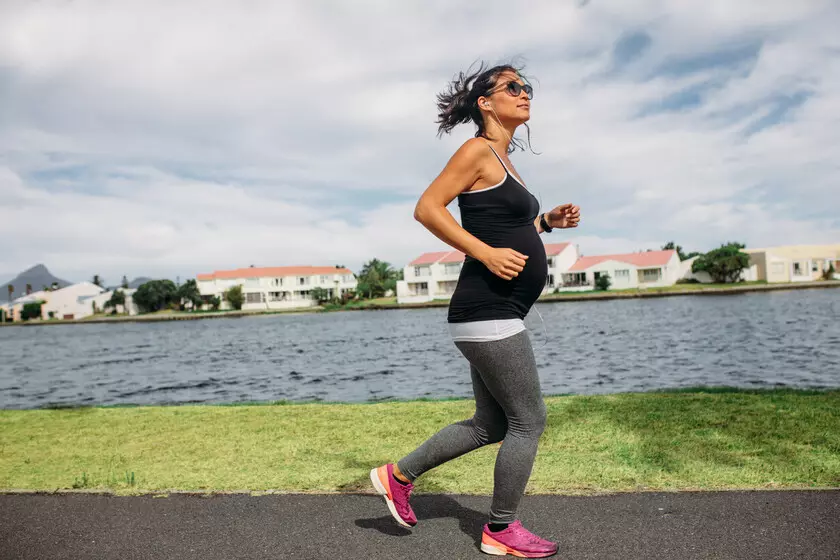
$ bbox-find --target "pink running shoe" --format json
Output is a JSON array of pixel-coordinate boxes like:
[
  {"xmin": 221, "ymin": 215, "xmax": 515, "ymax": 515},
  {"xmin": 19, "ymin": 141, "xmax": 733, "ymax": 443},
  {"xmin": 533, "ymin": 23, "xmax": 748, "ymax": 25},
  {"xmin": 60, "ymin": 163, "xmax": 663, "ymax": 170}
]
[
  {"xmin": 480, "ymin": 520, "xmax": 558, "ymax": 558},
  {"xmin": 369, "ymin": 463, "xmax": 417, "ymax": 528}
]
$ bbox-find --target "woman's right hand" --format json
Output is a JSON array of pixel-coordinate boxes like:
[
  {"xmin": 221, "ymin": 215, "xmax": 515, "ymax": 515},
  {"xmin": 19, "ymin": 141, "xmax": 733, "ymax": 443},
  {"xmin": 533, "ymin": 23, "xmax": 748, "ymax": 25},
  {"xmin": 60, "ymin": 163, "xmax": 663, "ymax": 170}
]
[{"xmin": 480, "ymin": 248, "xmax": 529, "ymax": 280}]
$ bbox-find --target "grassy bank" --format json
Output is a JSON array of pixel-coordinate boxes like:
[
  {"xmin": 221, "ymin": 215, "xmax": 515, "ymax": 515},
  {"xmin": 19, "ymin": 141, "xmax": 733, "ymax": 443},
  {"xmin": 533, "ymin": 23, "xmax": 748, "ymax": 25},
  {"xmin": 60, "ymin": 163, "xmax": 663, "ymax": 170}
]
[{"xmin": 1, "ymin": 388, "xmax": 838, "ymax": 496}]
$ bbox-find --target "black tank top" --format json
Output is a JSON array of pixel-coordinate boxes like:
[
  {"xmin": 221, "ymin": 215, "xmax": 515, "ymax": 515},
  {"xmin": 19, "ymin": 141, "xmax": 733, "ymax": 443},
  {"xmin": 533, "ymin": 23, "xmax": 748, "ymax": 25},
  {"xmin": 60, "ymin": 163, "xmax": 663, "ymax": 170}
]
[{"xmin": 447, "ymin": 145, "xmax": 547, "ymax": 323}]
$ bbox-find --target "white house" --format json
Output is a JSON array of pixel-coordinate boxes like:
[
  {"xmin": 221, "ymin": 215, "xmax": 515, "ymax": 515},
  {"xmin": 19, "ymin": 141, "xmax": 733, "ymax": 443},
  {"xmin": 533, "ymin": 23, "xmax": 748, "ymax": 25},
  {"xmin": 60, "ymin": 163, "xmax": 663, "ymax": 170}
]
[
  {"xmin": 78, "ymin": 288, "xmax": 139, "ymax": 317},
  {"xmin": 40, "ymin": 282, "xmax": 107, "ymax": 320},
  {"xmin": 397, "ymin": 243, "xmax": 576, "ymax": 304},
  {"xmin": 679, "ymin": 244, "xmax": 840, "ymax": 284},
  {"xmin": 562, "ymin": 250, "xmax": 682, "ymax": 290},
  {"xmin": 744, "ymin": 244, "xmax": 840, "ymax": 283},
  {"xmin": 1, "ymin": 290, "xmax": 50, "ymax": 322},
  {"xmin": 196, "ymin": 265, "xmax": 357, "ymax": 310}
]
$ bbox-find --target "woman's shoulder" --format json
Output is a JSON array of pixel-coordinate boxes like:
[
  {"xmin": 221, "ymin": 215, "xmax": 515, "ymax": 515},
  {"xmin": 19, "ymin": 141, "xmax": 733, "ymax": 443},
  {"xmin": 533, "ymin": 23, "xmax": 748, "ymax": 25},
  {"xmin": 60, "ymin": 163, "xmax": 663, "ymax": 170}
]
[{"xmin": 450, "ymin": 137, "xmax": 492, "ymax": 166}]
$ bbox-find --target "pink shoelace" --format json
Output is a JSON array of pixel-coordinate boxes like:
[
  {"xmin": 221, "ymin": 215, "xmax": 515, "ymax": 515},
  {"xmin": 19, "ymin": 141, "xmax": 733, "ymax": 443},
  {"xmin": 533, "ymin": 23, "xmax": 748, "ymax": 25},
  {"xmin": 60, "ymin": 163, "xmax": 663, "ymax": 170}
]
[{"xmin": 393, "ymin": 481, "xmax": 414, "ymax": 516}]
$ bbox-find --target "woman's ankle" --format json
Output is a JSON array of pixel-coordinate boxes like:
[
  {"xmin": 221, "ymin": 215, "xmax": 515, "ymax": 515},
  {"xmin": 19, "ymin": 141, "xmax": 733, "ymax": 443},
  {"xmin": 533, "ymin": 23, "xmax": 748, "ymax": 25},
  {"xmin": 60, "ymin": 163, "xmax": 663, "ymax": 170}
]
[{"xmin": 392, "ymin": 464, "xmax": 411, "ymax": 483}]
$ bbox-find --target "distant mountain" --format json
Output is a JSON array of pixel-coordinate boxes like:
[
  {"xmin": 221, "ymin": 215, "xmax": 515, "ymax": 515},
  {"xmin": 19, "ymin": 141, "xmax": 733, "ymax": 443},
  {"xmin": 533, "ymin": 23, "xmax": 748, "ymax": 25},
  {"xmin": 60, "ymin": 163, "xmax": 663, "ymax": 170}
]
[
  {"xmin": 128, "ymin": 277, "xmax": 153, "ymax": 289},
  {"xmin": 2, "ymin": 264, "xmax": 71, "ymax": 301},
  {"xmin": 106, "ymin": 277, "xmax": 155, "ymax": 291}
]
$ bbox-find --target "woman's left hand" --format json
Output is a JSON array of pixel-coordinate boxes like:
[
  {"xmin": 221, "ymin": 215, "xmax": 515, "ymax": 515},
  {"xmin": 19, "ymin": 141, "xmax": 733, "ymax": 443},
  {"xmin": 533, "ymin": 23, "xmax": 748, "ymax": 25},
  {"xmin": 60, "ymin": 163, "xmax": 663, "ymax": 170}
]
[{"xmin": 548, "ymin": 203, "xmax": 581, "ymax": 229}]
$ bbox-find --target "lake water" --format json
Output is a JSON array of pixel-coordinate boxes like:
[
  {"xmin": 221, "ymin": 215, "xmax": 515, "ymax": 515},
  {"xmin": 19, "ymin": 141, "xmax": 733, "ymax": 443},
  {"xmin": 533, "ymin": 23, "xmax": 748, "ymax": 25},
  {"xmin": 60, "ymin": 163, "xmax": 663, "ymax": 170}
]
[{"xmin": 1, "ymin": 289, "xmax": 838, "ymax": 409}]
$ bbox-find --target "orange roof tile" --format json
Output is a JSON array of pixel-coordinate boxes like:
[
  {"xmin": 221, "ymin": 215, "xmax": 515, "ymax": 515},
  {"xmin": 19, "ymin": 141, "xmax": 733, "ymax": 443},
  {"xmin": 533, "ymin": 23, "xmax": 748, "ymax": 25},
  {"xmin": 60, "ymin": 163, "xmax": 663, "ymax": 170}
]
[
  {"xmin": 568, "ymin": 250, "xmax": 677, "ymax": 272},
  {"xmin": 197, "ymin": 266, "xmax": 354, "ymax": 281},
  {"xmin": 409, "ymin": 252, "xmax": 451, "ymax": 266},
  {"xmin": 440, "ymin": 251, "xmax": 466, "ymax": 263},
  {"xmin": 544, "ymin": 242, "xmax": 571, "ymax": 255}
]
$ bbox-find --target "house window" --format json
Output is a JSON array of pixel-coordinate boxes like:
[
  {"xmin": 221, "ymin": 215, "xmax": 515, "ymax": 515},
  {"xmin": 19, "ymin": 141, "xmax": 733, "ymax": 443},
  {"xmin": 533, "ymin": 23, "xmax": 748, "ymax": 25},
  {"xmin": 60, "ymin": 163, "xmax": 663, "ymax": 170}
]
[
  {"xmin": 444, "ymin": 263, "xmax": 461, "ymax": 275},
  {"xmin": 414, "ymin": 266, "xmax": 430, "ymax": 277},
  {"xmin": 298, "ymin": 277, "xmax": 308, "ymax": 285},
  {"xmin": 812, "ymin": 261, "xmax": 819, "ymax": 272},
  {"xmin": 245, "ymin": 292, "xmax": 264, "ymax": 303},
  {"xmin": 793, "ymin": 262, "xmax": 803, "ymax": 275},
  {"xmin": 272, "ymin": 278, "xmax": 282, "ymax": 287},
  {"xmin": 320, "ymin": 275, "xmax": 330, "ymax": 283},
  {"xmin": 547, "ymin": 257, "xmax": 554, "ymax": 267},
  {"xmin": 640, "ymin": 269, "xmax": 662, "ymax": 282},
  {"xmin": 411, "ymin": 282, "xmax": 429, "ymax": 295},
  {"xmin": 615, "ymin": 269, "xmax": 630, "ymax": 279}
]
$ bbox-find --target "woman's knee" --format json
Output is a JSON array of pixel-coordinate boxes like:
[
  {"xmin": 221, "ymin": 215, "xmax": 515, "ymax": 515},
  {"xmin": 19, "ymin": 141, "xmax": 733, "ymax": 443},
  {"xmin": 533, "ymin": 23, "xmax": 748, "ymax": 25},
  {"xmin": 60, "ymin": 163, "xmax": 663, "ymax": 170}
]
[
  {"xmin": 468, "ymin": 417, "xmax": 507, "ymax": 445},
  {"xmin": 509, "ymin": 403, "xmax": 546, "ymax": 438}
]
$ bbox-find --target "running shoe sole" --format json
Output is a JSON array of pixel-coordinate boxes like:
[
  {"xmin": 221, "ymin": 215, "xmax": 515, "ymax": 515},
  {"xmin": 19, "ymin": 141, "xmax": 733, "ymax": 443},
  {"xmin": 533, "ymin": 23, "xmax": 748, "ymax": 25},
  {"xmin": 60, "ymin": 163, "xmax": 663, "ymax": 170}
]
[{"xmin": 480, "ymin": 533, "xmax": 558, "ymax": 557}]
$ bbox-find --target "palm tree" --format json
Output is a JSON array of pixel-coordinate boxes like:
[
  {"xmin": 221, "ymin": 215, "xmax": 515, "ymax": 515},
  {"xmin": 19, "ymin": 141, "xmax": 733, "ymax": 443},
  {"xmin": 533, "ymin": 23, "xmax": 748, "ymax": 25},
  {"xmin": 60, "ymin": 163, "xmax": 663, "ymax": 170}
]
[
  {"xmin": 358, "ymin": 258, "xmax": 397, "ymax": 299},
  {"xmin": 92, "ymin": 275, "xmax": 103, "ymax": 287},
  {"xmin": 26, "ymin": 283, "xmax": 32, "ymax": 295},
  {"xmin": 7, "ymin": 284, "xmax": 13, "ymax": 302}
]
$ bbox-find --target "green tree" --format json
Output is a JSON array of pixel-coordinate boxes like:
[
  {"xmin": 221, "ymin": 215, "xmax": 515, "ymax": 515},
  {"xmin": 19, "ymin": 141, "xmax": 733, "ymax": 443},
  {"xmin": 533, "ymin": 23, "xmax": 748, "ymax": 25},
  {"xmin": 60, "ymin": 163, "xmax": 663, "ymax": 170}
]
[
  {"xmin": 691, "ymin": 242, "xmax": 750, "ymax": 283},
  {"xmin": 21, "ymin": 301, "xmax": 43, "ymax": 320},
  {"xmin": 177, "ymin": 279, "xmax": 203, "ymax": 310},
  {"xmin": 595, "ymin": 273, "xmax": 612, "ymax": 291},
  {"xmin": 823, "ymin": 262, "xmax": 836, "ymax": 281},
  {"xmin": 6, "ymin": 284, "xmax": 12, "ymax": 302},
  {"xmin": 224, "ymin": 285, "xmax": 244, "ymax": 310},
  {"xmin": 209, "ymin": 296, "xmax": 221, "ymax": 311},
  {"xmin": 121, "ymin": 275, "xmax": 129, "ymax": 289},
  {"xmin": 310, "ymin": 287, "xmax": 332, "ymax": 304},
  {"xmin": 662, "ymin": 241, "xmax": 701, "ymax": 261},
  {"xmin": 356, "ymin": 259, "xmax": 396, "ymax": 299},
  {"xmin": 133, "ymin": 280, "xmax": 179, "ymax": 313},
  {"xmin": 25, "ymin": 283, "xmax": 32, "ymax": 295},
  {"xmin": 92, "ymin": 275, "xmax": 103, "ymax": 287},
  {"xmin": 50, "ymin": 282, "xmax": 59, "ymax": 291},
  {"xmin": 106, "ymin": 290, "xmax": 126, "ymax": 313}
]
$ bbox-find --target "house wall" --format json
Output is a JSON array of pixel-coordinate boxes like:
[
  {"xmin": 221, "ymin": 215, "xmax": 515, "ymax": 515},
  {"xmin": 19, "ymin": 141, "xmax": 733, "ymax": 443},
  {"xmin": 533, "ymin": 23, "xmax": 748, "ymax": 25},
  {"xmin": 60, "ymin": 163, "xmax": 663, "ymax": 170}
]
[
  {"xmin": 546, "ymin": 245, "xmax": 580, "ymax": 289},
  {"xmin": 399, "ymin": 261, "xmax": 464, "ymax": 303},
  {"xmin": 40, "ymin": 283, "xmax": 105, "ymax": 320},
  {"xmin": 585, "ymin": 253, "xmax": 682, "ymax": 289},
  {"xmin": 198, "ymin": 272, "xmax": 357, "ymax": 310},
  {"xmin": 76, "ymin": 289, "xmax": 139, "ymax": 318}
]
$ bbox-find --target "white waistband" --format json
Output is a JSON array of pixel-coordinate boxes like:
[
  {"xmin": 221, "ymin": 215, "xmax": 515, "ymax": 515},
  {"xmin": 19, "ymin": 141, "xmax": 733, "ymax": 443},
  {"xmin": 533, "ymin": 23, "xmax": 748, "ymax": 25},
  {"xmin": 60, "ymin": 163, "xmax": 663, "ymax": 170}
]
[{"xmin": 448, "ymin": 319, "xmax": 526, "ymax": 342}]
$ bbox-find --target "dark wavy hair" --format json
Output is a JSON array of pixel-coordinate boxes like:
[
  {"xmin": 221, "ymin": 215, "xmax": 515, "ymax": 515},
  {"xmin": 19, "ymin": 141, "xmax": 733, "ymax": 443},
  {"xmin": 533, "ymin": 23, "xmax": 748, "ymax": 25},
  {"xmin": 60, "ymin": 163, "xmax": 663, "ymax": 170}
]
[{"xmin": 436, "ymin": 61, "xmax": 536, "ymax": 154}]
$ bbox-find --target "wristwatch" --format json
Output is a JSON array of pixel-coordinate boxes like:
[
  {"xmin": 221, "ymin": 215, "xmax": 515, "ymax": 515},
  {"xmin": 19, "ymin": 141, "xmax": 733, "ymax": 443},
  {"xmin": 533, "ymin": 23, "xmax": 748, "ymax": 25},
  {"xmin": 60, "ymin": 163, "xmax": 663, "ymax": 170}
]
[{"xmin": 539, "ymin": 213, "xmax": 553, "ymax": 233}]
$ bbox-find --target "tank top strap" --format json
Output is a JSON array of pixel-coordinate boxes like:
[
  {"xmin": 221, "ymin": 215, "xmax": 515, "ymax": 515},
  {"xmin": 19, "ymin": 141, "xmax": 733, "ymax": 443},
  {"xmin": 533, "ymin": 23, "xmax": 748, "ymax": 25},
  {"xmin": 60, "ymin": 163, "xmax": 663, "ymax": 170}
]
[{"xmin": 485, "ymin": 142, "xmax": 511, "ymax": 177}]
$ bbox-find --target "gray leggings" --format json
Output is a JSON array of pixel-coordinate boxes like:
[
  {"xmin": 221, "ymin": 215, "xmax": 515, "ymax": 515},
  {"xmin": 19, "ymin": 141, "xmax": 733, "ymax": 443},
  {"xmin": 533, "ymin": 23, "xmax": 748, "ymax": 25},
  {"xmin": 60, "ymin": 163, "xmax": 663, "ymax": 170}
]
[{"xmin": 396, "ymin": 330, "xmax": 547, "ymax": 524}]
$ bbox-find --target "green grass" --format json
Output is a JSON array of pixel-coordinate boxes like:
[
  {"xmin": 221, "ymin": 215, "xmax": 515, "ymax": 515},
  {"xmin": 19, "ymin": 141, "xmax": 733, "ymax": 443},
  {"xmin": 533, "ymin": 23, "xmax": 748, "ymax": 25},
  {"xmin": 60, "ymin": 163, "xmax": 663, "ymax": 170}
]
[{"xmin": 1, "ymin": 388, "xmax": 838, "ymax": 495}]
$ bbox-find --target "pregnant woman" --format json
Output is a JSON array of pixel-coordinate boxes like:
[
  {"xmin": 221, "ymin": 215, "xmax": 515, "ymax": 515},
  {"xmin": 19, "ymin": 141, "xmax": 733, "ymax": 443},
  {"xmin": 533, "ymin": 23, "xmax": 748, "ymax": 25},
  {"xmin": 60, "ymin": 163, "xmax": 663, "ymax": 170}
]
[{"xmin": 370, "ymin": 62, "xmax": 580, "ymax": 558}]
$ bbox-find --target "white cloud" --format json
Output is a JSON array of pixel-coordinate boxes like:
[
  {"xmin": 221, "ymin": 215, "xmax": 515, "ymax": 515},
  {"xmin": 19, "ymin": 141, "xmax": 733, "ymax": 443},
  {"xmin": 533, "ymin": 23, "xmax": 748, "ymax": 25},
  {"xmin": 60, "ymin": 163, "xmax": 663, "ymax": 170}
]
[{"xmin": 0, "ymin": 0, "xmax": 838, "ymax": 281}]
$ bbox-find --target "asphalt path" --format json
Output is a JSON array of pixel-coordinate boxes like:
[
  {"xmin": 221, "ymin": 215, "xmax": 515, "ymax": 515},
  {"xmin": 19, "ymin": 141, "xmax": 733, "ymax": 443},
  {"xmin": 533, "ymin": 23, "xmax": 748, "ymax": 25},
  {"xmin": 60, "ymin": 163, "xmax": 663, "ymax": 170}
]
[{"xmin": 1, "ymin": 490, "xmax": 838, "ymax": 559}]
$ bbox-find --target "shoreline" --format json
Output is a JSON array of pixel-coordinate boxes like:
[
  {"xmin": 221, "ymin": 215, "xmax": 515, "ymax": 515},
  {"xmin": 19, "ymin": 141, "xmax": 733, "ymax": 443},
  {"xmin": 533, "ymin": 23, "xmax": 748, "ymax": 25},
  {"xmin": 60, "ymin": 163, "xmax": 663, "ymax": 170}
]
[{"xmin": 2, "ymin": 280, "xmax": 837, "ymax": 327}]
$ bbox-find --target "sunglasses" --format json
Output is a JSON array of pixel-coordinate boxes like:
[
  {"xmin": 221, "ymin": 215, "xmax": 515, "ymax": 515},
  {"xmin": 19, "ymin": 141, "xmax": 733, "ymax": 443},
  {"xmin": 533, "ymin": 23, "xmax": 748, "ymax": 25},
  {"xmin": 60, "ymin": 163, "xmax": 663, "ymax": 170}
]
[{"xmin": 494, "ymin": 81, "xmax": 534, "ymax": 100}]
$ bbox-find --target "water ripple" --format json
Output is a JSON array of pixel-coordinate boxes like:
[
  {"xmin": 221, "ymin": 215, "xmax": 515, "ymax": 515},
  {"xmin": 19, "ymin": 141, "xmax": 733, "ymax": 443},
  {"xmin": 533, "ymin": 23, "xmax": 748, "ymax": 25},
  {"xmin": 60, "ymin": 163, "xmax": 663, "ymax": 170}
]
[{"xmin": 0, "ymin": 290, "xmax": 838, "ymax": 409}]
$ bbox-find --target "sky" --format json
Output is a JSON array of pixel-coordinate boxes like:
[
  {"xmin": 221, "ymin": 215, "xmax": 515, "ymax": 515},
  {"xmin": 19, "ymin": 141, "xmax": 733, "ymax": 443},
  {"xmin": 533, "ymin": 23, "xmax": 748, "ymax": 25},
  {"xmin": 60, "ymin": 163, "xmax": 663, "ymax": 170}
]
[{"xmin": 1, "ymin": 0, "xmax": 838, "ymax": 284}]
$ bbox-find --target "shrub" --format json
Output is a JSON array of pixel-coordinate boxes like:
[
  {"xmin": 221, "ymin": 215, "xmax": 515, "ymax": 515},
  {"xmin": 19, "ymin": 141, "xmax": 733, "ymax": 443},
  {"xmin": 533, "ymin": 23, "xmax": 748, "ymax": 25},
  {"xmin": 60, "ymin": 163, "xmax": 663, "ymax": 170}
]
[
  {"xmin": 224, "ymin": 285, "xmax": 244, "ymax": 310},
  {"xmin": 21, "ymin": 301, "xmax": 43, "ymax": 321},
  {"xmin": 595, "ymin": 273, "xmax": 612, "ymax": 291}
]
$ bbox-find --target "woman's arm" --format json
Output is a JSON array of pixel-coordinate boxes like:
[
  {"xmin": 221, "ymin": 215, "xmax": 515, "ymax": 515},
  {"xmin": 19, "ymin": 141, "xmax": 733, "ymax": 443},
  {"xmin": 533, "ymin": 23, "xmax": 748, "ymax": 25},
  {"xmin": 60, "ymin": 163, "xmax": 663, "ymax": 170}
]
[
  {"xmin": 414, "ymin": 138, "xmax": 495, "ymax": 261},
  {"xmin": 414, "ymin": 138, "xmax": 528, "ymax": 280}
]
